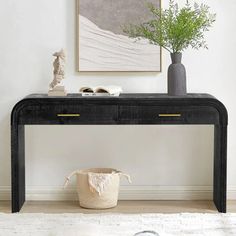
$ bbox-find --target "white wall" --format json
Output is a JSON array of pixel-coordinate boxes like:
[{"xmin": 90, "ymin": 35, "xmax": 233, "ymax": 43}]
[{"xmin": 0, "ymin": 0, "xmax": 236, "ymax": 200}]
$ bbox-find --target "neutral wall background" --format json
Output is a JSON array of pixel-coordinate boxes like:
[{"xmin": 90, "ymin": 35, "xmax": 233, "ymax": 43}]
[{"xmin": 0, "ymin": 0, "xmax": 235, "ymax": 200}]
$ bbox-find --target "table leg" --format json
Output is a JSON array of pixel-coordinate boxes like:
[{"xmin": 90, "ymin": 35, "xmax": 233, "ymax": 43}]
[
  {"xmin": 11, "ymin": 125, "xmax": 25, "ymax": 213},
  {"xmin": 213, "ymin": 124, "xmax": 227, "ymax": 213}
]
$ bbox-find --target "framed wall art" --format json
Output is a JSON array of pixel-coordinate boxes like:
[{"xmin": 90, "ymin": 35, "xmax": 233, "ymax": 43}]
[{"xmin": 77, "ymin": 0, "xmax": 161, "ymax": 72}]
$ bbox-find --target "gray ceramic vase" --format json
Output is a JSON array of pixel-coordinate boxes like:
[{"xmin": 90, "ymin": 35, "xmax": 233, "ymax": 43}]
[{"xmin": 168, "ymin": 53, "xmax": 187, "ymax": 96}]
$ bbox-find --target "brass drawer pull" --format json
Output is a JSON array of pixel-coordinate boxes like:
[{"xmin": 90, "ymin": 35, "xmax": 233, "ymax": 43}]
[
  {"xmin": 158, "ymin": 113, "xmax": 181, "ymax": 117},
  {"xmin": 57, "ymin": 114, "xmax": 81, "ymax": 117}
]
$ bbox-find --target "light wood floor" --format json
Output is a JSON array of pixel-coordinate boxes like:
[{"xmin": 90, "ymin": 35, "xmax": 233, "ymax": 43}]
[{"xmin": 1, "ymin": 201, "xmax": 236, "ymax": 213}]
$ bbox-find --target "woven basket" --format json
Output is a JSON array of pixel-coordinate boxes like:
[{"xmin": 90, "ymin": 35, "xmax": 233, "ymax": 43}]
[{"xmin": 64, "ymin": 168, "xmax": 131, "ymax": 209}]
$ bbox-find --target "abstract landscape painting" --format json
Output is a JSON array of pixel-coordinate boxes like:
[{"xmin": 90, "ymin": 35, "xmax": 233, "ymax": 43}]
[{"xmin": 77, "ymin": 0, "xmax": 161, "ymax": 72}]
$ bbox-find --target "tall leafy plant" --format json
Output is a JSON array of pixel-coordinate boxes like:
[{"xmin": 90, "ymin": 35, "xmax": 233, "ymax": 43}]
[{"xmin": 123, "ymin": 0, "xmax": 216, "ymax": 53}]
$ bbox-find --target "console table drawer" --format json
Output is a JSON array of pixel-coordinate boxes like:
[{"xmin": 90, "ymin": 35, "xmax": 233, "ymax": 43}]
[
  {"xmin": 19, "ymin": 104, "xmax": 118, "ymax": 124},
  {"xmin": 119, "ymin": 105, "xmax": 219, "ymax": 124}
]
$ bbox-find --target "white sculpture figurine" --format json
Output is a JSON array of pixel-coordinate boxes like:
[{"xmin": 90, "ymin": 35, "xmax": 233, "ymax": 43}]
[{"xmin": 48, "ymin": 49, "xmax": 67, "ymax": 96}]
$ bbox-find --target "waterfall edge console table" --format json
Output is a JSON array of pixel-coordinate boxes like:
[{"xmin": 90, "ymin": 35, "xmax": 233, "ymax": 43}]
[{"xmin": 11, "ymin": 93, "xmax": 228, "ymax": 213}]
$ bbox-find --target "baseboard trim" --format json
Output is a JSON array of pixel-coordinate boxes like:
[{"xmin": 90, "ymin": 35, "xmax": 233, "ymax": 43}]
[
  {"xmin": 0, "ymin": 187, "xmax": 10, "ymax": 201},
  {"xmin": 1, "ymin": 186, "xmax": 236, "ymax": 201}
]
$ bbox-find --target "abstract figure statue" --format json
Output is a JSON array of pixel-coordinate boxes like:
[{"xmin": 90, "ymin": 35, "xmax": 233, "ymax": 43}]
[
  {"xmin": 48, "ymin": 49, "xmax": 67, "ymax": 96},
  {"xmin": 50, "ymin": 49, "xmax": 66, "ymax": 89}
]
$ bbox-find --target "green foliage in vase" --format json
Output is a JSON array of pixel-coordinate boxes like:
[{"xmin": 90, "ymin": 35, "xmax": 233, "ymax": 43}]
[{"xmin": 123, "ymin": 0, "xmax": 216, "ymax": 53}]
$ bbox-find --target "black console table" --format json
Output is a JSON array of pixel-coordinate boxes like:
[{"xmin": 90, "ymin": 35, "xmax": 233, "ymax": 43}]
[{"xmin": 11, "ymin": 94, "xmax": 228, "ymax": 213}]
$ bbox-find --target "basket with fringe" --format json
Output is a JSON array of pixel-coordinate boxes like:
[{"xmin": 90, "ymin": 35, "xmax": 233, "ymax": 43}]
[{"xmin": 64, "ymin": 168, "xmax": 131, "ymax": 209}]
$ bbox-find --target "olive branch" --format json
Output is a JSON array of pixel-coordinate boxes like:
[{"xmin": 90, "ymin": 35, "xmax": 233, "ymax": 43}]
[{"xmin": 123, "ymin": 0, "xmax": 216, "ymax": 53}]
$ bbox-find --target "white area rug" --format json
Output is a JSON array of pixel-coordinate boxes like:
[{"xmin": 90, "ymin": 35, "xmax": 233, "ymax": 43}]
[{"xmin": 0, "ymin": 213, "xmax": 236, "ymax": 236}]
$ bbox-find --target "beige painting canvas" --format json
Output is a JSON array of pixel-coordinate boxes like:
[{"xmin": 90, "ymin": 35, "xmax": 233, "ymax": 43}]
[{"xmin": 77, "ymin": 0, "xmax": 161, "ymax": 72}]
